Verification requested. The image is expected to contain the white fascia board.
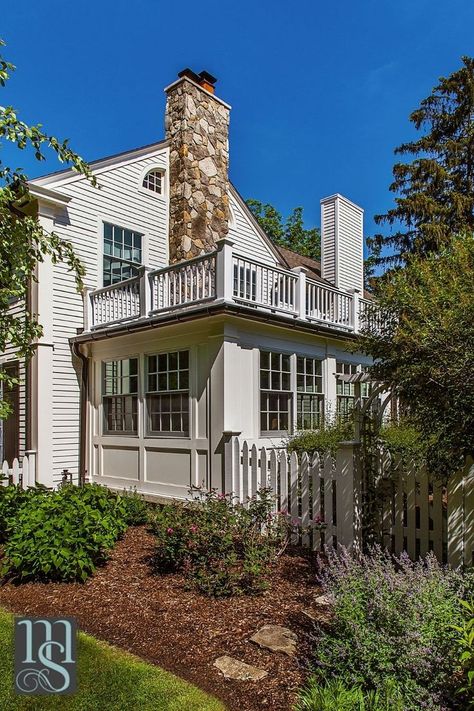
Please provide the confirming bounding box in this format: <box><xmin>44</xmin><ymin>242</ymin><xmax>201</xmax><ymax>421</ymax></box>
<box><xmin>27</xmin><ymin>184</ymin><xmax>72</xmax><ymax>207</ymax></box>
<box><xmin>30</xmin><ymin>141</ymin><xmax>170</xmax><ymax>189</ymax></box>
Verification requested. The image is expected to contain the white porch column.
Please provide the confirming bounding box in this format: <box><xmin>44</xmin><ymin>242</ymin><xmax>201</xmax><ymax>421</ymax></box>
<box><xmin>30</xmin><ymin>203</ymin><xmax>55</xmax><ymax>488</ymax></box>
<box><xmin>291</xmin><ymin>266</ymin><xmax>307</xmax><ymax>320</ymax></box>
<box><xmin>215</xmin><ymin>237</ymin><xmax>235</xmax><ymax>302</ymax></box>
<box><xmin>139</xmin><ymin>266</ymin><xmax>154</xmax><ymax>317</ymax></box>
<box><xmin>351</xmin><ymin>288</ymin><xmax>361</xmax><ymax>333</ymax></box>
<box><xmin>324</xmin><ymin>353</ymin><xmax>338</xmax><ymax>423</ymax></box>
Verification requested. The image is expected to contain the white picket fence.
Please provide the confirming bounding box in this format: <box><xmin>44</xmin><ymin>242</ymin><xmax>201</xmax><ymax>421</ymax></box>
<box><xmin>377</xmin><ymin>454</ymin><xmax>474</xmax><ymax>568</ymax></box>
<box><xmin>224</xmin><ymin>437</ymin><xmax>363</xmax><ymax>552</ymax></box>
<box><xmin>0</xmin><ymin>451</ymin><xmax>36</xmax><ymax>489</ymax></box>
<box><xmin>225</xmin><ymin>438</ymin><xmax>473</xmax><ymax>568</ymax></box>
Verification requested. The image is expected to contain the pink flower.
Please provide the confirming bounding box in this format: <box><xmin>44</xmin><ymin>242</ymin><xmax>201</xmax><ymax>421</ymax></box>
<box><xmin>166</xmin><ymin>527</ymin><xmax>174</xmax><ymax>534</ymax></box>
<box><xmin>189</xmin><ymin>524</ymin><xmax>198</xmax><ymax>533</ymax></box>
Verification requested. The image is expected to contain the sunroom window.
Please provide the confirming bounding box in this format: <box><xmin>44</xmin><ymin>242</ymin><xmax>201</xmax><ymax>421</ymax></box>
<box><xmin>103</xmin><ymin>358</ymin><xmax>138</xmax><ymax>434</ymax></box>
<box><xmin>103</xmin><ymin>223</ymin><xmax>143</xmax><ymax>286</ymax></box>
<box><xmin>146</xmin><ymin>351</ymin><xmax>190</xmax><ymax>435</ymax></box>
<box><xmin>296</xmin><ymin>356</ymin><xmax>324</xmax><ymax>429</ymax></box>
<box><xmin>336</xmin><ymin>362</ymin><xmax>370</xmax><ymax>420</ymax></box>
<box><xmin>260</xmin><ymin>351</ymin><xmax>292</xmax><ymax>434</ymax></box>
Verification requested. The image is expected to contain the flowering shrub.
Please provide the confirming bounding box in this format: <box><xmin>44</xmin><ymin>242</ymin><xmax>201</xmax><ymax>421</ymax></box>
<box><xmin>308</xmin><ymin>547</ymin><xmax>472</xmax><ymax>710</ymax></box>
<box><xmin>150</xmin><ymin>488</ymin><xmax>291</xmax><ymax>597</ymax></box>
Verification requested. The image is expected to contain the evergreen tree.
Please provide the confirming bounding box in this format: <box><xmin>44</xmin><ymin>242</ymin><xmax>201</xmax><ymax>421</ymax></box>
<box><xmin>369</xmin><ymin>56</ymin><xmax>474</xmax><ymax>267</ymax></box>
<box><xmin>246</xmin><ymin>199</ymin><xmax>320</xmax><ymax>260</ymax></box>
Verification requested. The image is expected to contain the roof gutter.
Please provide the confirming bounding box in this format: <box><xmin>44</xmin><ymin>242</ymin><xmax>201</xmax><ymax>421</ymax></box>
<box><xmin>70</xmin><ymin>301</ymin><xmax>359</xmax><ymax>346</ymax></box>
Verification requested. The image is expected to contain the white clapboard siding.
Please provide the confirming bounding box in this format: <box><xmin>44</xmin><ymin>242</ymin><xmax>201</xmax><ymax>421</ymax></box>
<box><xmin>228</xmin><ymin>191</ymin><xmax>280</xmax><ymax>267</ymax></box>
<box><xmin>45</xmin><ymin>149</ymin><xmax>169</xmax><ymax>484</ymax></box>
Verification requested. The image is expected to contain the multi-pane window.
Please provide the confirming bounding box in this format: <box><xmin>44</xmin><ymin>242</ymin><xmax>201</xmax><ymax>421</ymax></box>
<box><xmin>297</xmin><ymin>357</ymin><xmax>324</xmax><ymax>429</ymax></box>
<box><xmin>103</xmin><ymin>223</ymin><xmax>143</xmax><ymax>286</ymax></box>
<box><xmin>336</xmin><ymin>362</ymin><xmax>370</xmax><ymax>419</ymax></box>
<box><xmin>142</xmin><ymin>169</ymin><xmax>163</xmax><ymax>194</ymax></box>
<box><xmin>260</xmin><ymin>351</ymin><xmax>292</xmax><ymax>433</ymax></box>
<box><xmin>103</xmin><ymin>359</ymin><xmax>138</xmax><ymax>434</ymax></box>
<box><xmin>147</xmin><ymin>351</ymin><xmax>190</xmax><ymax>435</ymax></box>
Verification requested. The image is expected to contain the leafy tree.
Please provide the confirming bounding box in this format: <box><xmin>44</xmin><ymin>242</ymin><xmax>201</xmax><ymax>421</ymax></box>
<box><xmin>246</xmin><ymin>198</ymin><xmax>321</xmax><ymax>260</ymax></box>
<box><xmin>369</xmin><ymin>56</ymin><xmax>474</xmax><ymax>268</ymax></box>
<box><xmin>358</xmin><ymin>233</ymin><xmax>474</xmax><ymax>475</ymax></box>
<box><xmin>0</xmin><ymin>40</ymin><xmax>94</xmax><ymax>418</ymax></box>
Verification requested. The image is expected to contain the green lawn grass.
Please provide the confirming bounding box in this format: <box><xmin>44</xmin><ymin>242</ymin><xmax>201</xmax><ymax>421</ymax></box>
<box><xmin>0</xmin><ymin>608</ymin><xmax>225</xmax><ymax>710</ymax></box>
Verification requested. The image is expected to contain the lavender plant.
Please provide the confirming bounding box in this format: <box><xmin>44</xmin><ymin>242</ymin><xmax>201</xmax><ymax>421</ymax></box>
<box><xmin>310</xmin><ymin>547</ymin><xmax>471</xmax><ymax>710</ymax></box>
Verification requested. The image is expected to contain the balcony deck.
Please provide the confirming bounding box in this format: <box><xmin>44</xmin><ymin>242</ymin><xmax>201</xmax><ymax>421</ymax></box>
<box><xmin>82</xmin><ymin>238</ymin><xmax>375</xmax><ymax>335</ymax></box>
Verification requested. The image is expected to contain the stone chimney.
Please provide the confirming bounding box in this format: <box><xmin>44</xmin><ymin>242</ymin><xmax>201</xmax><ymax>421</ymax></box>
<box><xmin>320</xmin><ymin>194</ymin><xmax>364</xmax><ymax>294</ymax></box>
<box><xmin>165</xmin><ymin>68</ymin><xmax>231</xmax><ymax>263</ymax></box>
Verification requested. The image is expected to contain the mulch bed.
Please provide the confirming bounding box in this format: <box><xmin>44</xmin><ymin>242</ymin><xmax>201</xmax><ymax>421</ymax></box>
<box><xmin>0</xmin><ymin>526</ymin><xmax>327</xmax><ymax>711</ymax></box>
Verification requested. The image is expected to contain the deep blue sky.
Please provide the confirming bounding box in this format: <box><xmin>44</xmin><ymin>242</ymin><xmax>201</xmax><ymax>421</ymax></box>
<box><xmin>2</xmin><ymin>0</ymin><xmax>474</xmax><ymax>253</ymax></box>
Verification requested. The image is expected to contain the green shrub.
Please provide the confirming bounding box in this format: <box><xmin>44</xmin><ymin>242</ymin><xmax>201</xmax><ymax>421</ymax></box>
<box><xmin>378</xmin><ymin>419</ymin><xmax>434</xmax><ymax>466</ymax></box>
<box><xmin>311</xmin><ymin>547</ymin><xmax>470</xmax><ymax>710</ymax></box>
<box><xmin>150</xmin><ymin>488</ymin><xmax>290</xmax><ymax>597</ymax></box>
<box><xmin>288</xmin><ymin>419</ymin><xmax>354</xmax><ymax>458</ymax></box>
<box><xmin>296</xmin><ymin>677</ymin><xmax>405</xmax><ymax>711</ymax></box>
<box><xmin>1</xmin><ymin>484</ymin><xmax>129</xmax><ymax>582</ymax></box>
<box><xmin>119</xmin><ymin>488</ymin><xmax>150</xmax><ymax>526</ymax></box>
<box><xmin>453</xmin><ymin>599</ymin><xmax>474</xmax><ymax>708</ymax></box>
<box><xmin>0</xmin><ymin>483</ymin><xmax>46</xmax><ymax>542</ymax></box>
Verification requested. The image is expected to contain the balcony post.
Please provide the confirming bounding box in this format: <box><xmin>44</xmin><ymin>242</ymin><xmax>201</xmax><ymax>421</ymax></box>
<box><xmin>351</xmin><ymin>288</ymin><xmax>361</xmax><ymax>332</ymax></box>
<box><xmin>215</xmin><ymin>237</ymin><xmax>235</xmax><ymax>302</ymax></box>
<box><xmin>139</xmin><ymin>266</ymin><xmax>154</xmax><ymax>318</ymax></box>
<box><xmin>291</xmin><ymin>266</ymin><xmax>308</xmax><ymax>320</ymax></box>
<box><xmin>82</xmin><ymin>287</ymin><xmax>94</xmax><ymax>331</ymax></box>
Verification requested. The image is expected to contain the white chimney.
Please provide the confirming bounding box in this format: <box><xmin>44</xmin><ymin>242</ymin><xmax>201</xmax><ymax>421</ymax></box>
<box><xmin>320</xmin><ymin>194</ymin><xmax>364</xmax><ymax>293</ymax></box>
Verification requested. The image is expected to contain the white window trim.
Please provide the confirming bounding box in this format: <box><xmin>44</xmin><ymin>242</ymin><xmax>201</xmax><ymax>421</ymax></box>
<box><xmin>138</xmin><ymin>164</ymin><xmax>167</xmax><ymax>200</ymax></box>
<box><xmin>101</xmin><ymin>355</ymin><xmax>140</xmax><ymax>437</ymax></box>
<box><xmin>144</xmin><ymin>348</ymin><xmax>192</xmax><ymax>439</ymax></box>
<box><xmin>96</xmin><ymin>214</ymin><xmax>150</xmax><ymax>289</ymax></box>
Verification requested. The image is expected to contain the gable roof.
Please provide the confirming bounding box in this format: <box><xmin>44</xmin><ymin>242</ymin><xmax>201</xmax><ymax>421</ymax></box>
<box><xmin>30</xmin><ymin>139</ymin><xmax>170</xmax><ymax>187</ymax></box>
<box><xmin>275</xmin><ymin>245</ymin><xmax>326</xmax><ymax>282</ymax></box>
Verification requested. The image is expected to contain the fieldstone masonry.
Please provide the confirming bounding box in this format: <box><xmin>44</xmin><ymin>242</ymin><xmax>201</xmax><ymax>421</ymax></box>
<box><xmin>165</xmin><ymin>76</ymin><xmax>230</xmax><ymax>262</ymax></box>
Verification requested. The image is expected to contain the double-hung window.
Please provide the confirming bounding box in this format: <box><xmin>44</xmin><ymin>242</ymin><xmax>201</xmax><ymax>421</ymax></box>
<box><xmin>146</xmin><ymin>351</ymin><xmax>190</xmax><ymax>435</ymax></box>
<box><xmin>260</xmin><ymin>351</ymin><xmax>292</xmax><ymax>434</ymax></box>
<box><xmin>103</xmin><ymin>358</ymin><xmax>138</xmax><ymax>434</ymax></box>
<box><xmin>336</xmin><ymin>362</ymin><xmax>370</xmax><ymax>419</ymax></box>
<box><xmin>103</xmin><ymin>223</ymin><xmax>143</xmax><ymax>286</ymax></box>
<box><xmin>296</xmin><ymin>356</ymin><xmax>324</xmax><ymax>429</ymax></box>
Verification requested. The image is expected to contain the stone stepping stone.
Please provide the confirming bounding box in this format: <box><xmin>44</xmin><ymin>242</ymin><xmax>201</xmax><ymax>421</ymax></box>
<box><xmin>314</xmin><ymin>594</ymin><xmax>333</xmax><ymax>607</ymax></box>
<box><xmin>249</xmin><ymin>625</ymin><xmax>297</xmax><ymax>657</ymax></box>
<box><xmin>213</xmin><ymin>655</ymin><xmax>268</xmax><ymax>681</ymax></box>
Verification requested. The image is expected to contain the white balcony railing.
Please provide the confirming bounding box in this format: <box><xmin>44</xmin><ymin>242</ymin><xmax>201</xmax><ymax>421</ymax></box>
<box><xmin>83</xmin><ymin>238</ymin><xmax>374</xmax><ymax>334</ymax></box>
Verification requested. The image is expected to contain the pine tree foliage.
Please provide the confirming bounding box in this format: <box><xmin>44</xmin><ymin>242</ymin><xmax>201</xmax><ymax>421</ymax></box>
<box><xmin>369</xmin><ymin>56</ymin><xmax>474</xmax><ymax>267</ymax></box>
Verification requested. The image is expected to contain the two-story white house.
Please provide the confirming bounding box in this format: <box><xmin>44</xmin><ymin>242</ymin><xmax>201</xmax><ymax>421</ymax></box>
<box><xmin>2</xmin><ymin>68</ymin><xmax>372</xmax><ymax>498</ymax></box>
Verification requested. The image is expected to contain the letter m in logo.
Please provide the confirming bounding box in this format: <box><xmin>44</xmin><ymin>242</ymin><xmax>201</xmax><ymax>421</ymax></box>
<box><xmin>14</xmin><ymin>617</ymin><xmax>77</xmax><ymax>695</ymax></box>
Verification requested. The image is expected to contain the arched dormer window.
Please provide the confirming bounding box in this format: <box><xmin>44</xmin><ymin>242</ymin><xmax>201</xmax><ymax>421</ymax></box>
<box><xmin>142</xmin><ymin>168</ymin><xmax>164</xmax><ymax>195</ymax></box>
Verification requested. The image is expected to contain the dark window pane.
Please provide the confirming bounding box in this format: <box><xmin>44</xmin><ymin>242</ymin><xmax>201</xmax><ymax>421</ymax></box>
<box><xmin>282</xmin><ymin>354</ymin><xmax>290</xmax><ymax>371</ymax></box>
<box><xmin>148</xmin><ymin>374</ymin><xmax>157</xmax><ymax>392</ymax></box>
<box><xmin>271</xmin><ymin>372</ymin><xmax>280</xmax><ymax>390</ymax></box>
<box><xmin>104</xmin><ymin>223</ymin><xmax>113</xmax><ymax>239</ymax></box>
<box><xmin>168</xmin><ymin>372</ymin><xmax>178</xmax><ymax>390</ymax></box>
<box><xmin>260</xmin><ymin>351</ymin><xmax>269</xmax><ymax>369</ymax></box>
<box><xmin>260</xmin><ymin>371</ymin><xmax>269</xmax><ymax>389</ymax></box>
<box><xmin>179</xmin><ymin>351</ymin><xmax>189</xmax><ymax>369</ymax></box>
<box><xmin>148</xmin><ymin>355</ymin><xmax>157</xmax><ymax>373</ymax></box>
<box><xmin>297</xmin><ymin>357</ymin><xmax>304</xmax><ymax>373</ymax></box>
<box><xmin>281</xmin><ymin>372</ymin><xmax>290</xmax><ymax>391</ymax></box>
<box><xmin>271</xmin><ymin>352</ymin><xmax>280</xmax><ymax>369</ymax></box>
<box><xmin>169</xmin><ymin>352</ymin><xmax>178</xmax><ymax>370</ymax></box>
<box><xmin>158</xmin><ymin>354</ymin><xmax>167</xmax><ymax>371</ymax></box>
<box><xmin>158</xmin><ymin>373</ymin><xmax>167</xmax><ymax>391</ymax></box>
<box><xmin>179</xmin><ymin>370</ymin><xmax>189</xmax><ymax>389</ymax></box>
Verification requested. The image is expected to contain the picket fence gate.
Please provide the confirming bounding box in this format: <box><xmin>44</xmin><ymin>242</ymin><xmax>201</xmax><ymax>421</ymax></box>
<box><xmin>225</xmin><ymin>437</ymin><xmax>473</xmax><ymax>568</ymax></box>
<box><xmin>224</xmin><ymin>437</ymin><xmax>363</xmax><ymax>553</ymax></box>
<box><xmin>0</xmin><ymin>451</ymin><xmax>37</xmax><ymax>489</ymax></box>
